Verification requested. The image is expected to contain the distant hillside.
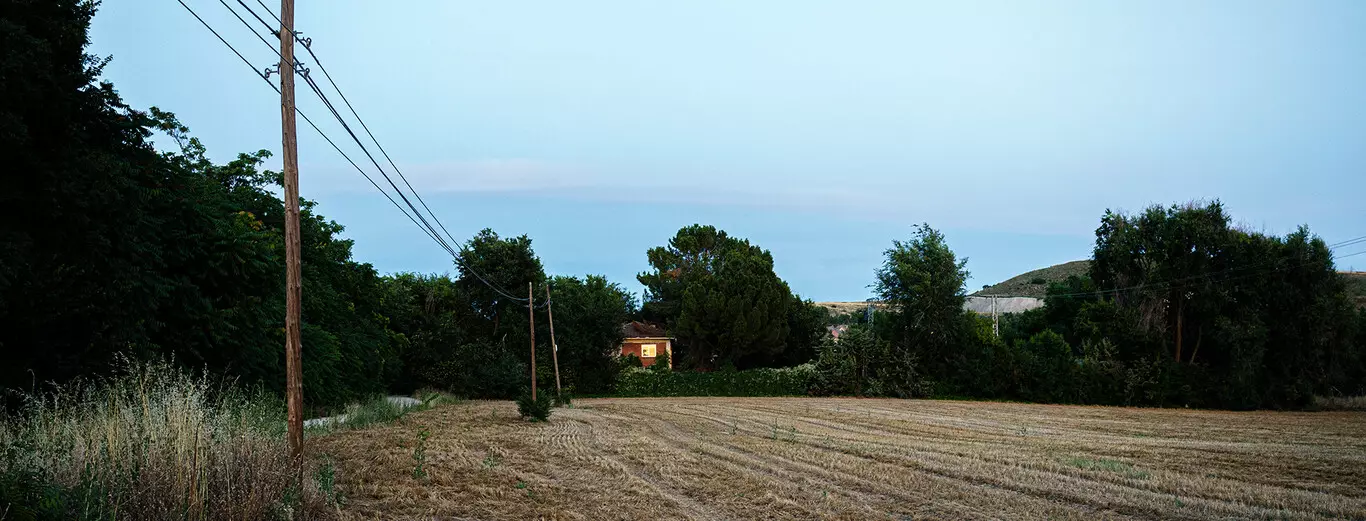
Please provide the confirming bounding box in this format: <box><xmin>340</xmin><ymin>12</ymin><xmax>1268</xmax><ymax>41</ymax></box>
<box><xmin>815</xmin><ymin>301</ymin><xmax>884</xmax><ymax>316</ymax></box>
<box><xmin>972</xmin><ymin>261</ymin><xmax>1366</xmax><ymax>304</ymax></box>
<box><xmin>973</xmin><ymin>260</ymin><xmax>1091</xmax><ymax>298</ymax></box>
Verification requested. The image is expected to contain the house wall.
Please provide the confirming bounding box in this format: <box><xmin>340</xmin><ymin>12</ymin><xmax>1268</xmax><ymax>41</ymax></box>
<box><xmin>621</xmin><ymin>338</ymin><xmax>672</xmax><ymax>368</ymax></box>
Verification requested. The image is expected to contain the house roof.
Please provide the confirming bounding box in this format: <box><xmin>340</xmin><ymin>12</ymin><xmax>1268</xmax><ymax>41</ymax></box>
<box><xmin>622</xmin><ymin>321</ymin><xmax>668</xmax><ymax>338</ymax></box>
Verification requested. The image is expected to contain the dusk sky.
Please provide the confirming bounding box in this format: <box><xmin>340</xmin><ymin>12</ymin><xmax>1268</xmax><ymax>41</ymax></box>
<box><xmin>92</xmin><ymin>1</ymin><xmax>1366</xmax><ymax>301</ymax></box>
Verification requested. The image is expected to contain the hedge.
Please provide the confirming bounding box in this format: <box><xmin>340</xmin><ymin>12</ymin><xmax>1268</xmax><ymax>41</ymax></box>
<box><xmin>615</xmin><ymin>364</ymin><xmax>817</xmax><ymax>397</ymax></box>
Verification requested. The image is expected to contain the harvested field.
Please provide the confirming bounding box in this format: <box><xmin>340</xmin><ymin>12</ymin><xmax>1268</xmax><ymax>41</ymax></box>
<box><xmin>314</xmin><ymin>398</ymin><xmax>1366</xmax><ymax>520</ymax></box>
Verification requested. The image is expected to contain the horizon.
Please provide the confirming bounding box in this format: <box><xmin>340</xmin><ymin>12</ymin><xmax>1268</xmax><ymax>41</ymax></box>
<box><xmin>90</xmin><ymin>1</ymin><xmax>1366</xmax><ymax>301</ymax></box>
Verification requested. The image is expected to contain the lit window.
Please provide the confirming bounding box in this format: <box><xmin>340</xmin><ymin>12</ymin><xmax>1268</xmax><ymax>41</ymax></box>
<box><xmin>640</xmin><ymin>344</ymin><xmax>656</xmax><ymax>358</ymax></box>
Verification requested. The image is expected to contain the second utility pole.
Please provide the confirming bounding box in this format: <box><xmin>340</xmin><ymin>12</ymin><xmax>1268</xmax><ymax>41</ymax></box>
<box><xmin>545</xmin><ymin>285</ymin><xmax>561</xmax><ymax>396</ymax></box>
<box><xmin>528</xmin><ymin>282</ymin><xmax>536</xmax><ymax>402</ymax></box>
<box><xmin>278</xmin><ymin>0</ymin><xmax>304</xmax><ymax>460</ymax></box>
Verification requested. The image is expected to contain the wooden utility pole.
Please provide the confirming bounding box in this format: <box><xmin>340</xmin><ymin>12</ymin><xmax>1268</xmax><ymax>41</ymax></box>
<box><xmin>545</xmin><ymin>285</ymin><xmax>562</xmax><ymax>396</ymax></box>
<box><xmin>278</xmin><ymin>0</ymin><xmax>304</xmax><ymax>460</ymax></box>
<box><xmin>528</xmin><ymin>282</ymin><xmax>536</xmax><ymax>402</ymax></box>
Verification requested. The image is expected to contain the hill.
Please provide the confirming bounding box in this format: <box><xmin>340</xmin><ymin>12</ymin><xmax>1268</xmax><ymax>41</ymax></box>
<box><xmin>971</xmin><ymin>261</ymin><xmax>1366</xmax><ymax>304</ymax></box>
<box><xmin>973</xmin><ymin>260</ymin><xmax>1091</xmax><ymax>298</ymax></box>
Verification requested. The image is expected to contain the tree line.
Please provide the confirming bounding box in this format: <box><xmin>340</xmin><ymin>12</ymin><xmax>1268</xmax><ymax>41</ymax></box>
<box><xmin>5</xmin><ymin>2</ymin><xmax>1362</xmax><ymax>411</ymax></box>
<box><xmin>0</xmin><ymin>1</ymin><xmax>634</xmax><ymax>408</ymax></box>
<box><xmin>810</xmin><ymin>207</ymin><xmax>1366</xmax><ymax>409</ymax></box>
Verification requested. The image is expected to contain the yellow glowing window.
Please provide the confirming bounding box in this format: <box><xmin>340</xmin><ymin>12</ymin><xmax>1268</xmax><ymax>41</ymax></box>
<box><xmin>640</xmin><ymin>344</ymin><xmax>657</xmax><ymax>358</ymax></box>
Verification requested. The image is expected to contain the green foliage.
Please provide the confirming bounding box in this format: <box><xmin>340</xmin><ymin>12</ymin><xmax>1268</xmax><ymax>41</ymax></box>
<box><xmin>544</xmin><ymin>275</ymin><xmax>636</xmax><ymax>394</ymax></box>
<box><xmin>638</xmin><ymin>225</ymin><xmax>818</xmax><ymax>370</ymax></box>
<box><xmin>876</xmin><ymin>224</ymin><xmax>970</xmax><ymax>385</ymax></box>
<box><xmin>858</xmin><ymin>204</ymin><xmax>1364</xmax><ymax>410</ymax></box>
<box><xmin>516</xmin><ymin>391</ymin><xmax>553</xmax><ymax>422</ymax></box>
<box><xmin>0</xmin><ymin>0</ymin><xmax>397</xmax><ymax>407</ymax></box>
<box><xmin>553</xmin><ymin>392</ymin><xmax>573</xmax><ymax>408</ymax></box>
<box><xmin>411</xmin><ymin>426</ymin><xmax>430</xmax><ymax>480</ymax></box>
<box><xmin>616</xmin><ymin>365</ymin><xmax>816</xmax><ymax>397</ymax></box>
<box><xmin>812</xmin><ymin>326</ymin><xmax>884</xmax><ymax>396</ymax></box>
<box><xmin>650</xmin><ymin>350</ymin><xmax>672</xmax><ymax>372</ymax></box>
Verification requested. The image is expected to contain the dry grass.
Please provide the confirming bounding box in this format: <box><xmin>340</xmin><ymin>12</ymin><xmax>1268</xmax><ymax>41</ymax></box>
<box><xmin>1313</xmin><ymin>395</ymin><xmax>1366</xmax><ymax>411</ymax></box>
<box><xmin>317</xmin><ymin>397</ymin><xmax>1366</xmax><ymax>520</ymax></box>
<box><xmin>0</xmin><ymin>361</ymin><xmax>338</xmax><ymax>521</ymax></box>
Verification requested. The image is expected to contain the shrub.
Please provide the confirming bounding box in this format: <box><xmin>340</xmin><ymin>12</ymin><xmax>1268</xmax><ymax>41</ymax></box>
<box><xmin>0</xmin><ymin>360</ymin><xmax>337</xmax><ymax>521</ymax></box>
<box><xmin>616</xmin><ymin>364</ymin><xmax>817</xmax><ymax>397</ymax></box>
<box><xmin>516</xmin><ymin>391</ymin><xmax>554</xmax><ymax>422</ymax></box>
<box><xmin>650</xmin><ymin>351</ymin><xmax>672</xmax><ymax>373</ymax></box>
<box><xmin>553</xmin><ymin>392</ymin><xmax>573</xmax><ymax>408</ymax></box>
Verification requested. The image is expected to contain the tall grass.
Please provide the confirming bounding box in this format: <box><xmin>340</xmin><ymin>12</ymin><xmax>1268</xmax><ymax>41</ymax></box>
<box><xmin>0</xmin><ymin>360</ymin><xmax>337</xmax><ymax>521</ymax></box>
<box><xmin>1311</xmin><ymin>395</ymin><xmax>1366</xmax><ymax>411</ymax></box>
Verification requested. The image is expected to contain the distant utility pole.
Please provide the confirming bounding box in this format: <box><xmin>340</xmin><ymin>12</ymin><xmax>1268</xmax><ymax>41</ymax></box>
<box><xmin>278</xmin><ymin>0</ymin><xmax>304</xmax><ymax>460</ymax></box>
<box><xmin>545</xmin><ymin>285</ymin><xmax>562</xmax><ymax>397</ymax></box>
<box><xmin>991</xmin><ymin>295</ymin><xmax>1000</xmax><ymax>338</ymax></box>
<box><xmin>528</xmin><ymin>282</ymin><xmax>537</xmax><ymax>402</ymax></box>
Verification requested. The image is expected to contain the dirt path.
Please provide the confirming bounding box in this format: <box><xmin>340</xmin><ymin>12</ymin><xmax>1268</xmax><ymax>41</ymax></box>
<box><xmin>312</xmin><ymin>397</ymin><xmax>1366</xmax><ymax>520</ymax></box>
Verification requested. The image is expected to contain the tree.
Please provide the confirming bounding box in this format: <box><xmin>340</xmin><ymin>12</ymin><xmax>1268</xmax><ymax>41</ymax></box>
<box><xmin>456</xmin><ymin>229</ymin><xmax>544</xmax><ymax>337</ymax></box>
<box><xmin>545</xmin><ymin>275</ymin><xmax>636</xmax><ymax>394</ymax></box>
<box><xmin>1091</xmin><ymin>202</ymin><xmax>1233</xmax><ymax>362</ymax></box>
<box><xmin>875</xmin><ymin>224</ymin><xmax>970</xmax><ymax>386</ymax></box>
<box><xmin>1087</xmin><ymin>201</ymin><xmax>1359</xmax><ymax>408</ymax></box>
<box><xmin>0</xmin><ymin>0</ymin><xmax>401</xmax><ymax>405</ymax></box>
<box><xmin>638</xmin><ymin>225</ymin><xmax>796</xmax><ymax>370</ymax></box>
<box><xmin>813</xmin><ymin>325</ymin><xmax>885</xmax><ymax>396</ymax></box>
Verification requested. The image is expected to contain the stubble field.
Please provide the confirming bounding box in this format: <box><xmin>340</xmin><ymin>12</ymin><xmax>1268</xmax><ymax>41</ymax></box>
<box><xmin>315</xmin><ymin>397</ymin><xmax>1366</xmax><ymax>520</ymax></box>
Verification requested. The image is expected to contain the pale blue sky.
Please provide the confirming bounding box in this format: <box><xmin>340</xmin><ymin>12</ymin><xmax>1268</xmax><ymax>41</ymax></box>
<box><xmin>91</xmin><ymin>1</ymin><xmax>1366</xmax><ymax>301</ymax></box>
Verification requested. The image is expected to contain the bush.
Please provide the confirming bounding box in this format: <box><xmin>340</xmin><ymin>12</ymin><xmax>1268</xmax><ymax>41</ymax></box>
<box><xmin>516</xmin><ymin>391</ymin><xmax>554</xmax><ymax>422</ymax></box>
<box><xmin>0</xmin><ymin>360</ymin><xmax>337</xmax><ymax>521</ymax></box>
<box><xmin>616</xmin><ymin>364</ymin><xmax>817</xmax><ymax>397</ymax></box>
<box><xmin>553</xmin><ymin>392</ymin><xmax>573</xmax><ymax>408</ymax></box>
<box><xmin>650</xmin><ymin>351</ymin><xmax>672</xmax><ymax>373</ymax></box>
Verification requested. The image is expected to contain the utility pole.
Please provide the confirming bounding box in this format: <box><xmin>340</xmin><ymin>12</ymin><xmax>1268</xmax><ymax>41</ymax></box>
<box><xmin>991</xmin><ymin>295</ymin><xmax>1000</xmax><ymax>338</ymax></box>
<box><xmin>278</xmin><ymin>0</ymin><xmax>304</xmax><ymax>460</ymax></box>
<box><xmin>545</xmin><ymin>285</ymin><xmax>561</xmax><ymax>397</ymax></box>
<box><xmin>528</xmin><ymin>282</ymin><xmax>536</xmax><ymax>402</ymax></box>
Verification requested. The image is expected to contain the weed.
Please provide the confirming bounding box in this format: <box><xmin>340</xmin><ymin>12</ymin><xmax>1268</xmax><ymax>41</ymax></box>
<box><xmin>482</xmin><ymin>453</ymin><xmax>502</xmax><ymax>470</ymax></box>
<box><xmin>0</xmin><ymin>359</ymin><xmax>337</xmax><ymax>520</ymax></box>
<box><xmin>412</xmin><ymin>426</ymin><xmax>431</xmax><ymax>480</ymax></box>
<box><xmin>314</xmin><ymin>454</ymin><xmax>346</xmax><ymax>508</ymax></box>
<box><xmin>1063</xmin><ymin>456</ymin><xmax>1150</xmax><ymax>479</ymax></box>
<box><xmin>515</xmin><ymin>481</ymin><xmax>528</xmax><ymax>489</ymax></box>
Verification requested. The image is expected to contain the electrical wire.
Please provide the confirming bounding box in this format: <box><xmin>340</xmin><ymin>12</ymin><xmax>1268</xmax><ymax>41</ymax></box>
<box><xmin>178</xmin><ymin>0</ymin><xmax>454</xmax><ymax>266</ymax></box>
<box><xmin>214</xmin><ymin>0</ymin><xmax>537</xmax><ymax>304</ymax></box>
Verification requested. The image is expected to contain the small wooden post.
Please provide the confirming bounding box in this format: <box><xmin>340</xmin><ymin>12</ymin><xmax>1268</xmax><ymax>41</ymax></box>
<box><xmin>529</xmin><ymin>282</ymin><xmax>536</xmax><ymax>401</ymax></box>
<box><xmin>545</xmin><ymin>285</ymin><xmax>562</xmax><ymax>396</ymax></box>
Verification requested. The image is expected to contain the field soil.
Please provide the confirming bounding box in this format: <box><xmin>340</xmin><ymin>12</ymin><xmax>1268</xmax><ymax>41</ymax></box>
<box><xmin>314</xmin><ymin>397</ymin><xmax>1366</xmax><ymax>520</ymax></box>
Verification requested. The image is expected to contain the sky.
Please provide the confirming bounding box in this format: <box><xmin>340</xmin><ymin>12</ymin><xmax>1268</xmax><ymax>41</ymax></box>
<box><xmin>90</xmin><ymin>1</ymin><xmax>1366</xmax><ymax>301</ymax></box>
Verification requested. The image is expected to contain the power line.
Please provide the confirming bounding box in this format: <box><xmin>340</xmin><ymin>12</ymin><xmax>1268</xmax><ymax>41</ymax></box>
<box><xmin>178</xmin><ymin>0</ymin><xmax>450</xmax><ymax>255</ymax></box>
<box><xmin>195</xmin><ymin>0</ymin><xmax>536</xmax><ymax>304</ymax></box>
<box><xmin>240</xmin><ymin>0</ymin><xmax>534</xmax><ymax>304</ymax></box>
<box><xmin>244</xmin><ymin>0</ymin><xmax>466</xmax><ymax>254</ymax></box>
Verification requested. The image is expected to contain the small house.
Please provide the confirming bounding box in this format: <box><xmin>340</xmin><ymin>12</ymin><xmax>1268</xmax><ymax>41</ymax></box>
<box><xmin>620</xmin><ymin>321</ymin><xmax>672</xmax><ymax>368</ymax></box>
